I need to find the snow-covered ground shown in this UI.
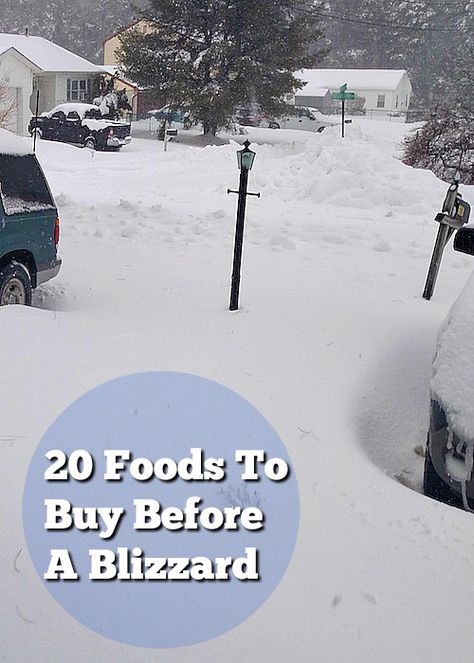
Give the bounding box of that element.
[2,119,474,662]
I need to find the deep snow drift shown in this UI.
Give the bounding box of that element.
[2,119,474,663]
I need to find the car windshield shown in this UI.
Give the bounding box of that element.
[0,154,55,216]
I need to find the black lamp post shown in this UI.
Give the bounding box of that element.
[228,140,260,311]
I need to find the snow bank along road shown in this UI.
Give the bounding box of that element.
[2,120,474,662]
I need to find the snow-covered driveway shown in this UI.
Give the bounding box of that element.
[2,120,474,662]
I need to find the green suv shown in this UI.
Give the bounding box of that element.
[0,130,61,305]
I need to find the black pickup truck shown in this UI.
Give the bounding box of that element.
[29,103,132,151]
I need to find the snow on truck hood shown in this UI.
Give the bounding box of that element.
[0,128,32,155]
[431,267,474,442]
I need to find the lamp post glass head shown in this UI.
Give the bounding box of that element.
[237,140,256,171]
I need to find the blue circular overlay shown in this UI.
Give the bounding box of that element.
[23,373,299,648]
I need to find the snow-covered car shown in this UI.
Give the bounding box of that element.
[233,108,263,127]
[262,106,336,133]
[424,226,474,510]
[0,129,61,305]
[28,103,132,151]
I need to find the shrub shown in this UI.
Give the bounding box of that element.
[403,106,474,184]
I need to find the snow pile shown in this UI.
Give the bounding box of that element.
[431,269,474,442]
[37,122,462,266]
[0,127,32,155]
[256,125,441,213]
[3,119,474,662]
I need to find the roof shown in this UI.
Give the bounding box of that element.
[102,66,139,89]
[0,33,105,73]
[295,87,329,98]
[297,69,409,93]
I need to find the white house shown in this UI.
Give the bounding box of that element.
[0,33,107,135]
[295,69,413,113]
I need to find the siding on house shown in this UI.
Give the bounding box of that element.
[103,21,154,67]
[0,50,34,134]
[34,75,56,114]
[294,90,331,113]
[103,21,154,118]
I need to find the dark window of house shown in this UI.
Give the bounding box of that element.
[67,78,92,102]
[377,94,385,108]
[0,155,55,215]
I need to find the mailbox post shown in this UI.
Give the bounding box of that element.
[164,127,178,151]
[423,172,471,300]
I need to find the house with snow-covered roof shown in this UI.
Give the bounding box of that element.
[0,33,108,135]
[295,69,413,114]
[103,21,158,119]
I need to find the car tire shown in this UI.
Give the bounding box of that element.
[84,137,96,150]
[32,128,42,140]
[0,262,32,306]
[423,443,463,507]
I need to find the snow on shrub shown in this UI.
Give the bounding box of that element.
[403,106,474,184]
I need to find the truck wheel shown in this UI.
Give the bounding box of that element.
[84,137,96,150]
[0,262,32,306]
[423,444,462,507]
[32,128,42,140]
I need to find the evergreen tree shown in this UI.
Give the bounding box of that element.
[118,0,328,135]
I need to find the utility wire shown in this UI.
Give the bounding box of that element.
[295,6,459,31]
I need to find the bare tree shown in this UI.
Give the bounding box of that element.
[0,77,17,130]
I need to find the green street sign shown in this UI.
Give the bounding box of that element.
[332,83,356,101]
[331,91,356,100]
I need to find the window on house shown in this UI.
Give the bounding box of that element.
[377,94,385,109]
[67,78,92,102]
[396,95,399,107]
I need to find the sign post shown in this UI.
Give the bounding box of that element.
[331,84,356,138]
[32,89,40,153]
